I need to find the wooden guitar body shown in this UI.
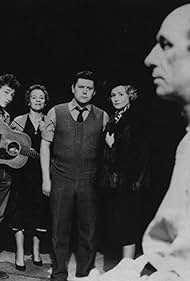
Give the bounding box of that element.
[0,119,36,169]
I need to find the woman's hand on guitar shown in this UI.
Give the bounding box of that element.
[42,179,51,197]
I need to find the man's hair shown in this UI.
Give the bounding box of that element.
[72,70,96,88]
[0,74,20,90]
[25,84,49,106]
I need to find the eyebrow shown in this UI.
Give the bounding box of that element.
[157,34,173,47]
[5,89,14,93]
[157,35,166,43]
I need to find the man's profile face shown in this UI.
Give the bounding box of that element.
[0,85,15,108]
[144,6,190,102]
[72,78,95,106]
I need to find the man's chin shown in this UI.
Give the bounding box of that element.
[156,88,181,103]
[155,85,173,98]
[77,100,90,107]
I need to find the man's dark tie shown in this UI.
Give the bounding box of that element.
[76,107,87,123]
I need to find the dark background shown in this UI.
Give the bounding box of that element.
[1,0,188,212]
[0,0,188,115]
[1,0,190,252]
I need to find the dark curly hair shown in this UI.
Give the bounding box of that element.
[25,84,49,107]
[0,73,20,90]
[72,70,96,89]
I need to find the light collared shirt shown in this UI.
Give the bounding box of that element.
[42,99,109,142]
[69,98,91,121]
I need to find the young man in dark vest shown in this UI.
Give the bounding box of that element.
[40,70,109,281]
[0,74,20,279]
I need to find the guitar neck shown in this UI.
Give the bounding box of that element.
[20,146,40,159]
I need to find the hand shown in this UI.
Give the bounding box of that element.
[105,132,115,148]
[39,120,45,131]
[42,179,51,197]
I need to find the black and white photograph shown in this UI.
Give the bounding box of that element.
[0,0,190,280]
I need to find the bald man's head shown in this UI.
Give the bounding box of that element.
[145,4,190,103]
[163,4,190,43]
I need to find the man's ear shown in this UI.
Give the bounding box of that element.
[71,84,74,94]
[93,91,96,97]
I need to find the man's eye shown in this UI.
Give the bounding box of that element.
[161,42,173,50]
[159,37,173,50]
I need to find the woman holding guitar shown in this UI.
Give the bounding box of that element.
[9,84,50,271]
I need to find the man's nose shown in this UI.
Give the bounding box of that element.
[82,88,87,94]
[144,44,161,67]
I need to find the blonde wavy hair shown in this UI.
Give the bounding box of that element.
[123,85,138,101]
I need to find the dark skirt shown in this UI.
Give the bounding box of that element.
[7,159,50,234]
[99,188,148,248]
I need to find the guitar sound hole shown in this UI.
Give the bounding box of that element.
[7,142,20,156]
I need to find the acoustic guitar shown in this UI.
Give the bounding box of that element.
[0,119,39,169]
